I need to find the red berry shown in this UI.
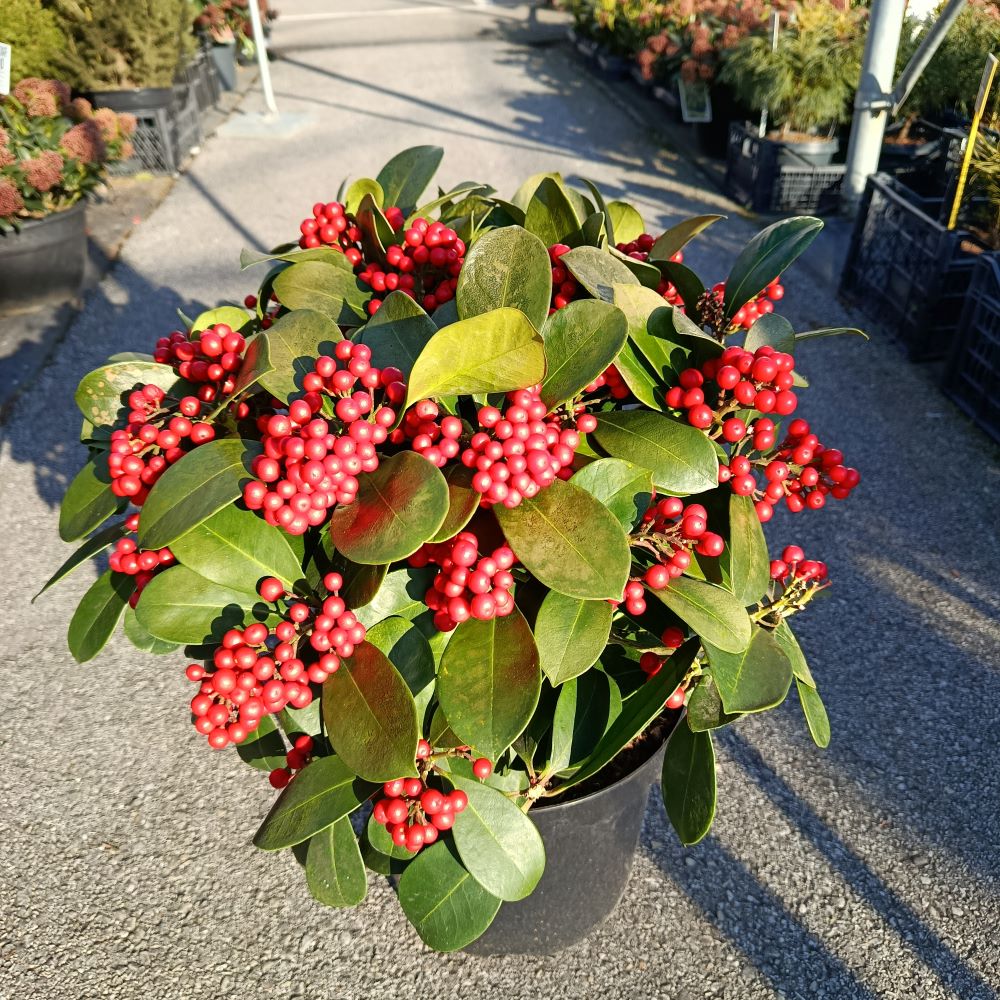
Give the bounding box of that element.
[472,758,493,779]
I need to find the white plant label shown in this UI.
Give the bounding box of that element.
[0,44,11,97]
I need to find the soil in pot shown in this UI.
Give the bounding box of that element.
[765,133,840,168]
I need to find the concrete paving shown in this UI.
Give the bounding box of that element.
[1,2,998,998]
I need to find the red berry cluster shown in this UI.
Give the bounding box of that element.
[297,200,369,256]
[393,398,465,468]
[638,498,724,590]
[770,545,829,584]
[615,234,684,304]
[458,389,580,509]
[361,218,465,316]
[547,243,580,312]
[666,344,798,431]
[409,531,517,631]
[108,386,215,503]
[243,342,405,535]
[582,364,630,403]
[268,734,315,789]
[186,573,364,749]
[638,629,687,707]
[153,323,248,402]
[709,279,784,330]
[109,513,175,607]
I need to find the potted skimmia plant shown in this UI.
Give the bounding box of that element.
[42,147,863,954]
[0,78,135,311]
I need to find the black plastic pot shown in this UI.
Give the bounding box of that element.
[695,83,750,158]
[210,42,238,91]
[596,49,632,81]
[464,736,668,956]
[0,202,87,313]
[90,86,173,113]
[770,135,839,168]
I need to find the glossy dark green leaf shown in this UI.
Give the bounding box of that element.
[744,313,795,355]
[357,291,436,377]
[557,639,698,792]
[774,619,815,687]
[723,217,823,319]
[256,308,343,402]
[659,261,707,322]
[610,337,664,409]
[329,452,448,565]
[563,245,639,302]
[305,816,368,907]
[366,811,414,861]
[449,774,545,901]
[704,626,792,713]
[432,298,459,329]
[398,840,502,952]
[253,754,378,851]
[122,606,180,654]
[272,260,368,325]
[662,723,716,845]
[170,504,304,595]
[407,183,492,227]
[539,299,628,410]
[606,201,644,244]
[37,520,125,599]
[354,192,395,260]
[592,411,718,495]
[279,700,322,739]
[613,283,680,375]
[322,641,419,782]
[524,176,581,248]
[795,326,869,342]
[565,210,609,250]
[240,245,351,270]
[578,177,615,243]
[406,309,546,405]
[353,566,436,628]
[59,461,120,542]
[189,305,252,333]
[649,214,724,261]
[495,478,631,601]
[650,577,751,654]
[686,674,742,732]
[726,494,770,606]
[134,565,257,644]
[375,145,444,214]
[511,171,554,211]
[570,458,653,531]
[796,679,831,748]
[365,616,436,719]
[430,463,480,543]
[75,360,190,428]
[438,608,541,760]
[534,590,612,686]
[235,713,288,771]
[67,569,131,663]
[345,177,385,214]
[548,669,618,771]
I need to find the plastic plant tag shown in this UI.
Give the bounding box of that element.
[0,44,11,96]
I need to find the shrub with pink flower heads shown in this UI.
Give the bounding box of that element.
[0,179,25,219]
[59,121,107,166]
[12,77,71,118]
[23,151,65,194]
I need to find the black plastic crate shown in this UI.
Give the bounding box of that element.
[944,253,1000,444]
[725,122,845,215]
[187,46,221,113]
[107,84,201,176]
[840,173,985,361]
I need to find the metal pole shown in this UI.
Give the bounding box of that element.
[891,0,968,114]
[247,0,278,118]
[841,0,908,212]
[759,13,780,139]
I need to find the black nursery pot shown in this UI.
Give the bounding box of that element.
[464,736,668,956]
[90,86,173,112]
[0,202,87,312]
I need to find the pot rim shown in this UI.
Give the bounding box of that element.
[1,199,87,235]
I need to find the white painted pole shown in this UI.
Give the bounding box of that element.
[246,0,278,118]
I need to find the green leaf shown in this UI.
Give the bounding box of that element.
[539,300,628,410]
[345,177,385,215]
[305,816,368,907]
[357,291,436,378]
[610,339,664,410]
[795,326,869,342]
[534,591,612,686]
[548,669,618,771]
[280,700,322,740]
[449,774,545,901]
[272,260,368,326]
[613,283,681,376]
[240,246,352,269]
[649,214,724,261]
[398,840,502,952]
[723,217,823,319]
[253,754,378,851]
[744,313,795,355]
[578,177,615,243]
[138,439,262,550]
[189,305,252,333]
[366,616,436,719]
[726,494,770,606]
[648,577,751,653]
[494,478,631,601]
[562,245,639,303]
[456,225,552,332]
[122,606,180,654]
[704,626,792,713]
[796,679,831,748]
[375,145,444,214]
[570,458,653,531]
[405,309,546,405]
[352,566,435,629]
[75,360,190,428]
[235,713,288,771]
[523,176,582,248]
[659,261,706,322]
[606,201,644,244]
[511,171,554,211]
[610,246,662,288]
[432,298,459,329]
[430,464,480,543]
[774,620,815,687]
[354,192,395,261]
[59,461,120,542]
[662,724,716,845]
[256,309,343,403]
[134,565,257,644]
[437,608,541,760]
[592,411,718,495]
[557,639,698,792]
[329,452,448,565]
[67,569,131,663]
[170,504,304,595]
[407,182,492,227]
[37,520,125,599]
[686,674,742,732]
[322,641,420,782]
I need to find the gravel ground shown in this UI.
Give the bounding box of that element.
[1,3,998,999]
